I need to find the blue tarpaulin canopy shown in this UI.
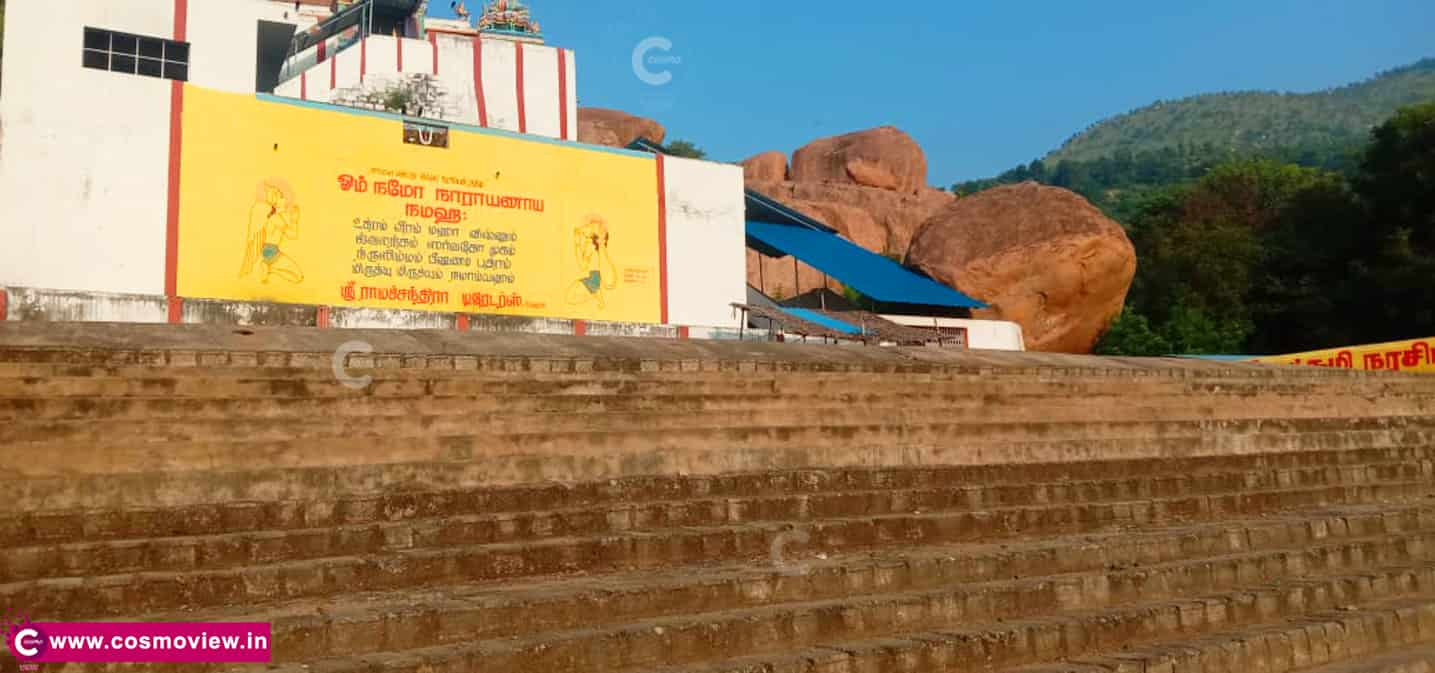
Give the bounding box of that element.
[745,220,986,309]
[781,307,863,335]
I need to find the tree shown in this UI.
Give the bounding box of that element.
[1094,307,1170,356]
[664,140,706,160]
[1349,102,1435,341]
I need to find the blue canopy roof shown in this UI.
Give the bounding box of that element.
[746,220,986,309]
[782,307,864,335]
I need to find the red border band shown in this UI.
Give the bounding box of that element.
[557,49,568,140]
[163,0,188,321]
[655,154,669,325]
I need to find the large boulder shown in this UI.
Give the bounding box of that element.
[577,108,666,148]
[748,180,953,257]
[744,181,954,299]
[790,127,927,195]
[740,151,789,182]
[905,182,1137,353]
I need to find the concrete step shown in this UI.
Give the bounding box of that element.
[7,481,1429,618]
[13,429,1435,512]
[1007,595,1435,673]
[197,563,1435,673]
[5,388,1434,424]
[7,448,1428,545]
[621,572,1435,673]
[7,461,1425,581]
[167,514,1435,662]
[12,416,1435,482]
[6,371,1426,400]
[14,403,1435,446]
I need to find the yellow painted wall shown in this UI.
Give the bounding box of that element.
[1252,337,1435,373]
[176,86,662,323]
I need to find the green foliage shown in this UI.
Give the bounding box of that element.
[1093,100,1435,357]
[1094,308,1169,356]
[664,140,707,160]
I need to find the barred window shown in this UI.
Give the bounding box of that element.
[83,27,189,81]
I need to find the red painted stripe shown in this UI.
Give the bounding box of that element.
[396,34,404,72]
[655,154,669,325]
[430,33,439,75]
[167,297,184,324]
[677,325,690,340]
[557,49,568,140]
[300,71,308,100]
[0,289,8,322]
[173,0,187,41]
[330,50,337,89]
[455,314,470,331]
[514,42,527,133]
[573,320,586,337]
[318,39,327,63]
[317,306,331,329]
[472,37,488,127]
[360,37,367,82]
[165,0,187,317]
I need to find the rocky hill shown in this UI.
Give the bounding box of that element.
[1046,58,1435,165]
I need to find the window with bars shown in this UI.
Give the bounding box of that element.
[82,27,190,81]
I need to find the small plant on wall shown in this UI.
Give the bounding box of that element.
[336,74,449,120]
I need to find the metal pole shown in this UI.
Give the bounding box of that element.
[759,257,765,295]
[820,273,828,310]
[792,258,799,301]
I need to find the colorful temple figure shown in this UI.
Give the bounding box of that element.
[475,0,541,34]
[240,178,305,285]
[566,214,618,309]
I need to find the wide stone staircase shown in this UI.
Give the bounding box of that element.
[5,323,1435,673]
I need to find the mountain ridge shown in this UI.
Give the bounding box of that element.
[1043,57,1435,165]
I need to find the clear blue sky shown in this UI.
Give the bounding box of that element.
[431,1,1435,186]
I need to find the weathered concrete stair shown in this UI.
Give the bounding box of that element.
[4,322,1435,672]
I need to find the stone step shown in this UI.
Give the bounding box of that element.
[6,481,1428,618]
[623,573,1435,673]
[1003,596,1435,673]
[13,429,1435,512]
[14,401,1435,445]
[6,370,1424,400]
[200,562,1435,673]
[162,511,1435,663]
[5,388,1433,424]
[13,415,1435,481]
[7,448,1427,545]
[7,461,1424,581]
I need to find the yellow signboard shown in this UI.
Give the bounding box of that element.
[1252,337,1435,373]
[176,86,663,323]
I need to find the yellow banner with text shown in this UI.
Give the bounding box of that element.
[176,86,662,323]
[1252,337,1435,373]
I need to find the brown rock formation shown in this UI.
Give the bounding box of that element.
[905,182,1137,353]
[740,152,789,182]
[790,127,927,195]
[577,108,666,148]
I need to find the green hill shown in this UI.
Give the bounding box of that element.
[1046,58,1435,165]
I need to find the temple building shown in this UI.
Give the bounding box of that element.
[0,0,746,334]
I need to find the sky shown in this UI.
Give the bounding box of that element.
[431,1,1435,186]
